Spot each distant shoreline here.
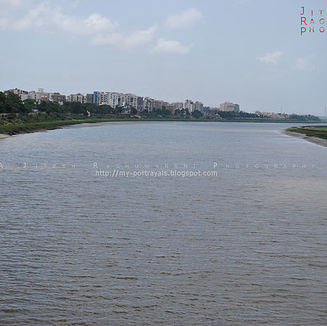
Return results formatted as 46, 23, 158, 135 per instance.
0, 118, 324, 138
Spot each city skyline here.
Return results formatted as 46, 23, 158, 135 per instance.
1, 0, 326, 114
4, 87, 234, 113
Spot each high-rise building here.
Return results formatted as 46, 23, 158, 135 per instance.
35, 88, 50, 103
137, 96, 144, 111
85, 94, 94, 104
143, 97, 154, 112
93, 91, 100, 105
66, 93, 84, 103
107, 92, 122, 107
219, 102, 240, 112
194, 101, 204, 112
50, 92, 66, 105
184, 99, 194, 113
172, 102, 184, 111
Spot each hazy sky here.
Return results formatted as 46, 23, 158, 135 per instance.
0, 0, 326, 114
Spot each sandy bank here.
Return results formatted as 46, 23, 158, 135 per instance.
284, 130, 327, 147
0, 134, 9, 140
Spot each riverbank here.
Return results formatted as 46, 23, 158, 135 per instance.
0, 118, 138, 136
285, 126, 327, 147
0, 117, 324, 137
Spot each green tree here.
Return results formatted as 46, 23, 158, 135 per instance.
5, 92, 25, 114
23, 99, 36, 112
0, 92, 5, 113
192, 110, 203, 119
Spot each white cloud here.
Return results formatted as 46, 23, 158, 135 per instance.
152, 38, 192, 55
294, 56, 315, 72
0, 0, 152, 49
52, 11, 117, 35
5, 2, 117, 34
84, 13, 117, 33
0, 1, 196, 53
13, 1, 50, 31
92, 25, 157, 48
166, 8, 203, 29
257, 51, 282, 65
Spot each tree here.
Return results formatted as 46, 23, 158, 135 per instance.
23, 99, 36, 112
70, 102, 83, 114
192, 110, 203, 119
4, 92, 25, 114
0, 92, 5, 113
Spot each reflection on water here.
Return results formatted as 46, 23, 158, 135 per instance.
0, 122, 326, 325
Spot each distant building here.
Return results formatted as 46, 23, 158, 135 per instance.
6, 88, 28, 101
2, 87, 213, 117
123, 94, 137, 108
219, 102, 240, 112
194, 101, 204, 112
172, 102, 184, 111
143, 97, 154, 112
66, 93, 84, 103
34, 88, 50, 103
85, 94, 94, 104
184, 99, 194, 113
50, 92, 66, 105
98, 92, 108, 105
137, 96, 144, 111
166, 103, 175, 114
183, 99, 204, 113
153, 100, 164, 111
93, 91, 101, 105
107, 92, 120, 107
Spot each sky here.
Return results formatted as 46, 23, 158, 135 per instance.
0, 0, 326, 115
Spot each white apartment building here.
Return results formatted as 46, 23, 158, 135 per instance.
142, 97, 154, 112
107, 92, 122, 107
194, 101, 204, 112
184, 99, 195, 113
137, 96, 143, 111
219, 102, 240, 112
183, 99, 204, 113
66, 93, 85, 103
172, 102, 184, 111
121, 93, 137, 108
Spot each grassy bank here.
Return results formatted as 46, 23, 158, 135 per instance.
0, 118, 118, 135
286, 125, 327, 140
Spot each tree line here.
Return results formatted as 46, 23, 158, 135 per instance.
0, 92, 205, 119
0, 91, 320, 121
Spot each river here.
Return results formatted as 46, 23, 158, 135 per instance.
0, 122, 326, 325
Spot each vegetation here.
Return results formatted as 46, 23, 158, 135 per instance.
286, 126, 327, 140
0, 119, 119, 135
215, 110, 320, 121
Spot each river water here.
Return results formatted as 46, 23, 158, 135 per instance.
0, 122, 326, 325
